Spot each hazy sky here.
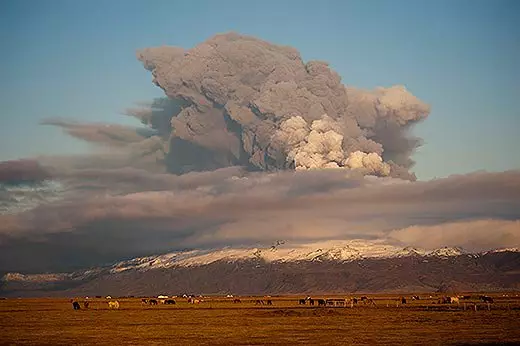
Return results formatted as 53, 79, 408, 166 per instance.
1, 0, 519, 180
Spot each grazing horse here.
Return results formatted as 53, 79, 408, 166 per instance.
255, 300, 265, 305
233, 299, 242, 303
141, 299, 149, 305
450, 297, 460, 304
299, 299, 306, 305
72, 301, 81, 310
83, 301, 90, 309
412, 295, 420, 300
108, 301, 120, 309
480, 296, 494, 303
309, 298, 314, 306
439, 296, 450, 304
149, 299, 158, 305
317, 299, 326, 306
164, 299, 176, 305
266, 300, 273, 305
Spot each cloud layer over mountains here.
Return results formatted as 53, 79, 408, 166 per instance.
0, 33, 518, 273
1, 166, 519, 272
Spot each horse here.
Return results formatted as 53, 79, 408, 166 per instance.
72, 301, 81, 310
141, 298, 149, 305
298, 299, 306, 305
450, 297, 460, 304
255, 300, 265, 305
149, 299, 158, 305
233, 299, 242, 303
83, 301, 90, 309
164, 299, 176, 304
309, 298, 315, 306
108, 301, 120, 309
480, 296, 494, 303
317, 299, 326, 306
266, 300, 273, 305
439, 296, 449, 304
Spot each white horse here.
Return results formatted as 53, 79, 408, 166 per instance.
108, 301, 120, 309
450, 297, 460, 304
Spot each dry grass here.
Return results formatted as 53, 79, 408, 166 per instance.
1, 294, 520, 345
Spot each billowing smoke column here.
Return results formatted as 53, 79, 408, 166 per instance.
129, 33, 430, 179
54, 33, 429, 180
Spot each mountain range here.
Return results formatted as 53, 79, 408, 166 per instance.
2, 240, 519, 297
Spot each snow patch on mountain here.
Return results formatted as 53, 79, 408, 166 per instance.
2, 273, 68, 282
429, 247, 465, 258
483, 247, 520, 255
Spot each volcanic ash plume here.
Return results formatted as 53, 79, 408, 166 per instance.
71, 33, 431, 179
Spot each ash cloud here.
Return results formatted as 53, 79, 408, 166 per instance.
388, 219, 520, 251
134, 33, 430, 179
0, 170, 519, 272
0, 160, 51, 185
43, 33, 429, 179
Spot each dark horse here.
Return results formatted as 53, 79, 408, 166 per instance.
149, 299, 158, 305
72, 301, 81, 310
480, 296, 494, 303
164, 299, 176, 304
299, 299, 306, 305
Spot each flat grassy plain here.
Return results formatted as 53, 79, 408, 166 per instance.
1, 294, 520, 345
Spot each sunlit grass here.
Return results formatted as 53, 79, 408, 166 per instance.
1, 294, 519, 345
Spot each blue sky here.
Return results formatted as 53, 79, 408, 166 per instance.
0, 0, 518, 180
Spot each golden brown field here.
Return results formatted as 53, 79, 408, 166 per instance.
1, 294, 520, 345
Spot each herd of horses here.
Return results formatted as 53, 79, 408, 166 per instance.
141, 298, 177, 305
70, 294, 496, 310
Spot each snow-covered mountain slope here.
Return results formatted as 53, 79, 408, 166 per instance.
3, 240, 519, 284
109, 240, 404, 273
106, 240, 514, 273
